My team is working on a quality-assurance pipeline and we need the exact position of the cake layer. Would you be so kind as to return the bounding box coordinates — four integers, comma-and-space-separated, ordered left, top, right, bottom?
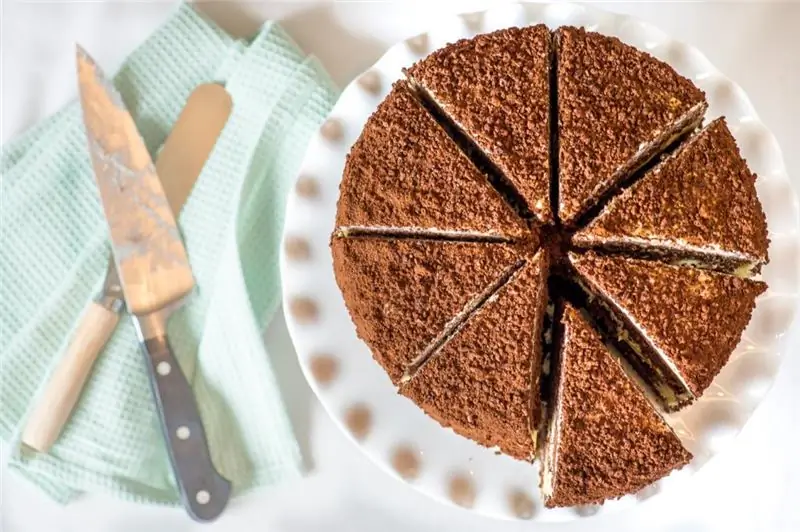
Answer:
336, 82, 528, 240
570, 252, 767, 408
556, 26, 707, 225
405, 25, 552, 223
331, 237, 521, 384
401, 249, 550, 461
541, 304, 691, 508
573, 117, 769, 273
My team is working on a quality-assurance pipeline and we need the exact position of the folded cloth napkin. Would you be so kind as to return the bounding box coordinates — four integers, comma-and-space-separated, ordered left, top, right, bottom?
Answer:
0, 2, 338, 504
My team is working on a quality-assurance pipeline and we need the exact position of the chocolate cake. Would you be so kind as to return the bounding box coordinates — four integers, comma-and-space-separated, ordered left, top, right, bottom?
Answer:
573, 118, 769, 275
401, 249, 550, 460
337, 83, 528, 241
405, 25, 552, 223
555, 26, 708, 225
331, 237, 522, 384
329, 24, 770, 508
569, 252, 767, 410
540, 304, 691, 508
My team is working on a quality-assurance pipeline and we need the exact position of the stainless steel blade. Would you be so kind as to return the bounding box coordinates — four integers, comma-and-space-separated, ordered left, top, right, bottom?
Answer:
76, 45, 194, 315
77, 47, 231, 520
94, 83, 232, 312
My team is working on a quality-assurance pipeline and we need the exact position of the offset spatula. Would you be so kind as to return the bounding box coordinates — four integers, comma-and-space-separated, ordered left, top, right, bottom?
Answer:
72, 45, 231, 521
22, 83, 232, 454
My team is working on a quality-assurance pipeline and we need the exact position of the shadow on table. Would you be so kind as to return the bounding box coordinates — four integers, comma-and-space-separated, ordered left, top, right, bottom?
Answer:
196, 0, 386, 88
263, 307, 317, 470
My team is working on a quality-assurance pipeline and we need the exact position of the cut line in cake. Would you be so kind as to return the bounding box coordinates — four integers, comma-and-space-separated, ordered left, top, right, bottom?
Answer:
573, 117, 770, 275
328, 20, 771, 510
401, 250, 549, 460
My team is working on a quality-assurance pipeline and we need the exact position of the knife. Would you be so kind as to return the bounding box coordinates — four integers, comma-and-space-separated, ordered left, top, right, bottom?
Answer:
72, 45, 231, 521
22, 84, 232, 455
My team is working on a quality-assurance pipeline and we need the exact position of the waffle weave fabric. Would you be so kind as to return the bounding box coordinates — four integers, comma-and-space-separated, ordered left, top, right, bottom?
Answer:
0, 1, 338, 504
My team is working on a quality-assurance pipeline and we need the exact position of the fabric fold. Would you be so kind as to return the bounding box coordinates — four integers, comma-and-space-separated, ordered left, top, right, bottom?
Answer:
0, 1, 338, 504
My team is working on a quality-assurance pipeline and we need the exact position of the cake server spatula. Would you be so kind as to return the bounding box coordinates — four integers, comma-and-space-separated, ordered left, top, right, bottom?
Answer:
70, 45, 231, 521
22, 83, 232, 454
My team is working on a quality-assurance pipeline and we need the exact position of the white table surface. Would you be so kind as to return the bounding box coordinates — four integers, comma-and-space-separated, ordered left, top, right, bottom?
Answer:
2, 1, 799, 531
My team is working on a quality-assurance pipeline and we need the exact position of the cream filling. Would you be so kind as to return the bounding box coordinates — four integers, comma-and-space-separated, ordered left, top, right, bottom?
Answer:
627, 104, 707, 173
543, 302, 556, 348
616, 326, 680, 406
575, 234, 761, 277
541, 338, 565, 498
335, 225, 509, 242
572, 275, 692, 408
595, 284, 696, 405
626, 127, 692, 176
564, 104, 705, 217
733, 262, 759, 278
603, 340, 684, 438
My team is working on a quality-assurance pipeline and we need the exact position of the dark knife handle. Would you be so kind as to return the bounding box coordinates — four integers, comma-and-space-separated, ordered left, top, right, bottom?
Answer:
140, 335, 231, 522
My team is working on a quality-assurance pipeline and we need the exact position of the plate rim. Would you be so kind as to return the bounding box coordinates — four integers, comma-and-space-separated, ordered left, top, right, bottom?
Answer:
279, 1, 800, 522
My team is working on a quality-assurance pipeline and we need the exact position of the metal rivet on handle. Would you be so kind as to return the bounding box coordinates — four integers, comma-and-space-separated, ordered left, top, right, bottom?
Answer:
156, 361, 171, 376
196, 490, 210, 505
176, 426, 191, 440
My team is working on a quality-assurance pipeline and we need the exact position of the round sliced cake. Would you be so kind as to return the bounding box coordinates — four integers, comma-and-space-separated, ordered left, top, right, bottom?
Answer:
329, 23, 769, 509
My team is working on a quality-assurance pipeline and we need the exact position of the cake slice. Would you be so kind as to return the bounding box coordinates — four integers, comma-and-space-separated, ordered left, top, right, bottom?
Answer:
573, 117, 769, 275
336, 82, 528, 241
401, 249, 550, 461
540, 304, 691, 508
331, 237, 522, 384
405, 25, 552, 224
569, 252, 767, 410
556, 26, 708, 225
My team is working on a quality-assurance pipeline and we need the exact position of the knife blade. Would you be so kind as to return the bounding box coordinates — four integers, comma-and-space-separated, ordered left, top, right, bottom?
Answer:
75, 45, 230, 522
22, 84, 232, 454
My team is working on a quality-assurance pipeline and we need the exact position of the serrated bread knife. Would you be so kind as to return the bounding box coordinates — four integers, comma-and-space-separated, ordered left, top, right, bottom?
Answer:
71, 45, 230, 521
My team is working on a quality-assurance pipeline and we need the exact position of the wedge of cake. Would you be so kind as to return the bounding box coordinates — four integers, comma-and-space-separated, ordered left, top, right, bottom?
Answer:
540, 304, 691, 508
331, 237, 522, 384
573, 117, 769, 275
405, 25, 552, 223
556, 26, 708, 225
336, 82, 528, 241
401, 249, 550, 461
569, 252, 767, 410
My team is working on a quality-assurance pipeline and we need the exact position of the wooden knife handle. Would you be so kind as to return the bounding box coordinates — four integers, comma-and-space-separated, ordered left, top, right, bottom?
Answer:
22, 301, 120, 452
140, 334, 231, 522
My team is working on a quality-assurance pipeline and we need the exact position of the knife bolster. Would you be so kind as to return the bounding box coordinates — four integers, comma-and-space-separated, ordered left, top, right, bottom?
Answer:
132, 303, 183, 340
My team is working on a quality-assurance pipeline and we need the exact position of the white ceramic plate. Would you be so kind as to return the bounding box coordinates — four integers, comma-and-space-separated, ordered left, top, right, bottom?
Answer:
280, 2, 800, 522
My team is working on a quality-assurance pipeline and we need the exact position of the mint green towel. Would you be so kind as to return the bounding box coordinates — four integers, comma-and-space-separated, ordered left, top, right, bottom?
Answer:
0, 2, 338, 504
